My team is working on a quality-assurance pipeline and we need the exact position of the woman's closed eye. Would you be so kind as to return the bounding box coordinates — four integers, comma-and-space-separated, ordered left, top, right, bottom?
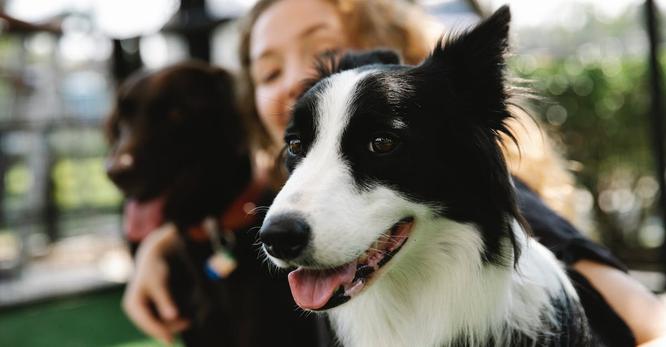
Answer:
259, 68, 281, 85
252, 55, 282, 86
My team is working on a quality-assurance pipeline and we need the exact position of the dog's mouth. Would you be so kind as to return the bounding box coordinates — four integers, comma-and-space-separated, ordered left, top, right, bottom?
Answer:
106, 157, 167, 201
287, 217, 414, 311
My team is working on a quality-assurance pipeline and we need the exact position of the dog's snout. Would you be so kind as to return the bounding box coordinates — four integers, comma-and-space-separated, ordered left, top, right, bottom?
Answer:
259, 215, 311, 260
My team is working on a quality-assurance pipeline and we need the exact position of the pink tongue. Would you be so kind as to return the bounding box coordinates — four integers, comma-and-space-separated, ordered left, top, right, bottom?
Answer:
288, 262, 357, 310
123, 197, 166, 242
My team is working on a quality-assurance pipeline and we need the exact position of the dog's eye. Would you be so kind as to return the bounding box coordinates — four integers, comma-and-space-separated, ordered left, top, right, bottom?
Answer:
288, 138, 304, 156
369, 135, 398, 154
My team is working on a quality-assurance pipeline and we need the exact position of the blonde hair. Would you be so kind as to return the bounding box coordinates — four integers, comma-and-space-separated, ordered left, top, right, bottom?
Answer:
236, 0, 582, 227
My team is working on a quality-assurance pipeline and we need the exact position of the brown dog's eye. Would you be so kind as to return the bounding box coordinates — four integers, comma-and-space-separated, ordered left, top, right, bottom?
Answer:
288, 138, 304, 156
369, 135, 398, 154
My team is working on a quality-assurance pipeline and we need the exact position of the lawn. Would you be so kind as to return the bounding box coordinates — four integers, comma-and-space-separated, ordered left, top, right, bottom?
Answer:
0, 287, 183, 347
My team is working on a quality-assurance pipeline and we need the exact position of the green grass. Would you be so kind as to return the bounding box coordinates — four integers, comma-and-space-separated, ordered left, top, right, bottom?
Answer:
0, 288, 183, 347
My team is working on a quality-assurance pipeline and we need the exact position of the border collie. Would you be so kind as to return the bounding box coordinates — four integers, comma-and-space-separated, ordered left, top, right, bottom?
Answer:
259, 6, 591, 347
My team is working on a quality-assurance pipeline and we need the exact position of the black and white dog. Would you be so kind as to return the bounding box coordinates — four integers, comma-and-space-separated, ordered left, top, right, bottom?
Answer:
259, 6, 591, 347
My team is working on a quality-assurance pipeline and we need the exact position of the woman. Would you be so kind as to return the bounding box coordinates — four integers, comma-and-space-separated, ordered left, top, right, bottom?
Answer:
123, 0, 666, 345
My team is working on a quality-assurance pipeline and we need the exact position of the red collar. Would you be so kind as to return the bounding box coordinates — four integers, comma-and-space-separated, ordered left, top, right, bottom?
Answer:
187, 180, 267, 241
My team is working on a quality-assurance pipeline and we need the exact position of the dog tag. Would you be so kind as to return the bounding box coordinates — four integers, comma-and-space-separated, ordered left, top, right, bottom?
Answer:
203, 218, 237, 280
206, 249, 237, 280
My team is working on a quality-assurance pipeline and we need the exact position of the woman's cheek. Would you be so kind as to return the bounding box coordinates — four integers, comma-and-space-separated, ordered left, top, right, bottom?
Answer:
255, 87, 270, 118
255, 88, 285, 146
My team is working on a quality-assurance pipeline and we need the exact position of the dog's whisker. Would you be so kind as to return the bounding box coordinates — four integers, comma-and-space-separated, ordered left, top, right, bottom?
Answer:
249, 205, 271, 215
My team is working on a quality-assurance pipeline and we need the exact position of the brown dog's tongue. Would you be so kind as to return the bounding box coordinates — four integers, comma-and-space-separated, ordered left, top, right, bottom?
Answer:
123, 197, 166, 242
288, 262, 357, 310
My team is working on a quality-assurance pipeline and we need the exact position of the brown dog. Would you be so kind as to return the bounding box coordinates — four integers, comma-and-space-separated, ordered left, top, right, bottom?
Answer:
106, 61, 250, 230
105, 61, 320, 347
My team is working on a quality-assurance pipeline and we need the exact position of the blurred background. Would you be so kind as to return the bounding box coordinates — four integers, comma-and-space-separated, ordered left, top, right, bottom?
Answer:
0, 0, 664, 346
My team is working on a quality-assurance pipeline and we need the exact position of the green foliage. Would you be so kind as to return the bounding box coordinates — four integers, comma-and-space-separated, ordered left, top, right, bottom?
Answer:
514, 55, 653, 184
0, 289, 182, 347
511, 54, 664, 254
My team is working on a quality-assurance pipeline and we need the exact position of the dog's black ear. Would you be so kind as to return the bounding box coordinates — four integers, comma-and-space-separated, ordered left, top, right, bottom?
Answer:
413, 5, 512, 129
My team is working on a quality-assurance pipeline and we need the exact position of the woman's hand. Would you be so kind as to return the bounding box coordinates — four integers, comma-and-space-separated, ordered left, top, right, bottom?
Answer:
122, 223, 190, 345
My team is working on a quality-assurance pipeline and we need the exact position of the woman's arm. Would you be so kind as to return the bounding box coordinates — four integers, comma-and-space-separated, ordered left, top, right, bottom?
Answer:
515, 178, 666, 345
122, 223, 190, 345
573, 260, 666, 346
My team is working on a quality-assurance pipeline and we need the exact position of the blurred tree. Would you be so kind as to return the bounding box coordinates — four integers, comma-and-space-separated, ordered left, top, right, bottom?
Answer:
512, 53, 663, 267
503, 1, 666, 269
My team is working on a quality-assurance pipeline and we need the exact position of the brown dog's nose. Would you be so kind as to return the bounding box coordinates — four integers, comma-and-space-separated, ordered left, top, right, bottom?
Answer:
106, 153, 133, 173
105, 153, 135, 184
259, 214, 311, 260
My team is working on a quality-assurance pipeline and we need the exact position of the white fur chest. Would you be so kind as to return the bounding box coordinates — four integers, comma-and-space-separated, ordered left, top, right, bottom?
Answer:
326, 220, 576, 347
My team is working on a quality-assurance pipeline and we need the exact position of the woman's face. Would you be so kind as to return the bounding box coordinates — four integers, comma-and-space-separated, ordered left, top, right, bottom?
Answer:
250, 0, 348, 147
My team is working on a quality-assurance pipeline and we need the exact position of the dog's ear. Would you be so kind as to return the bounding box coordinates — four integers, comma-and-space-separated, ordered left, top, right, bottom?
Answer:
412, 5, 512, 129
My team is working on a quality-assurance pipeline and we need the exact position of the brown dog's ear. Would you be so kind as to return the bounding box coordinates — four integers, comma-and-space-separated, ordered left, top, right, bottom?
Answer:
211, 67, 235, 94
212, 66, 233, 83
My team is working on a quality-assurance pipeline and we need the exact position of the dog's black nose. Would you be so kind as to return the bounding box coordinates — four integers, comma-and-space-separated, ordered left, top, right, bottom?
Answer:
259, 214, 311, 260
